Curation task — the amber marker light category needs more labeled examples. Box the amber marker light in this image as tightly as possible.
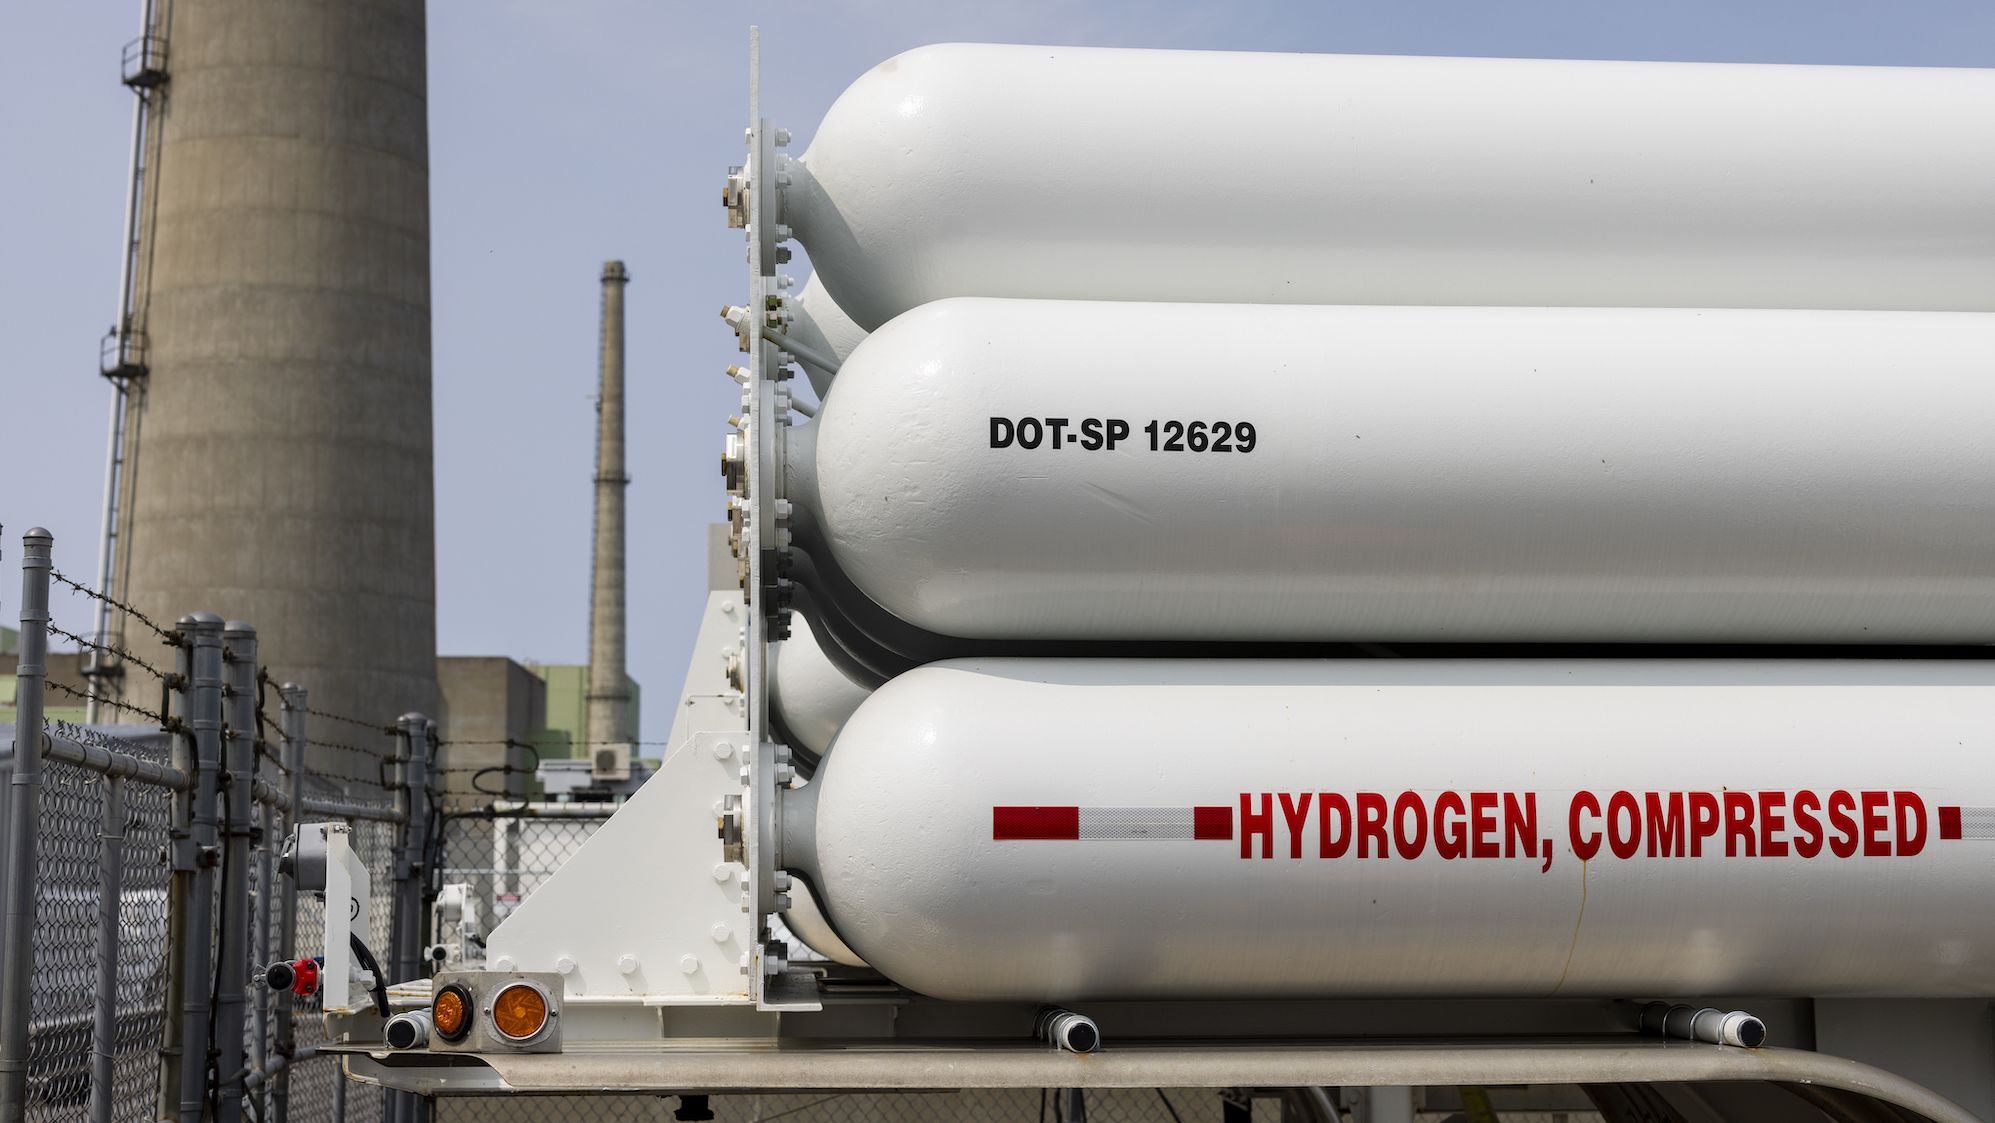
[432,984,471,1043]
[490,982,550,1042]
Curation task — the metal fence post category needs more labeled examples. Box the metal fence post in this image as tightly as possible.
[0,529,53,1123]
[391,712,432,985]
[253,709,275,1122]
[214,621,258,1123]
[387,712,430,1123]
[88,775,127,1123]
[175,611,226,1122]
[270,684,306,1123]
[159,614,196,1119]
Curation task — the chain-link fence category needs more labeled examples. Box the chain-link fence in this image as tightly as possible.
[1,529,429,1123]
[437,813,610,943]
[21,729,173,1123]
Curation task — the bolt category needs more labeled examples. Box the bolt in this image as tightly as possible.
[618,954,640,975]
[555,955,576,975]
[774,128,792,147]
[721,600,736,615]
[492,955,516,971]
[711,923,731,943]
[712,740,734,761]
[679,954,700,975]
[711,864,734,883]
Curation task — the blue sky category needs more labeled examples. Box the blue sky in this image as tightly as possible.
[6,1,1993,736]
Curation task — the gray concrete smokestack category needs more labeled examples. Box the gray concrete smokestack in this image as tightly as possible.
[121,0,437,762]
[585,262,633,757]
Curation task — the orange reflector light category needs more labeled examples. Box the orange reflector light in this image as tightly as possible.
[432,985,471,1042]
[491,983,549,1041]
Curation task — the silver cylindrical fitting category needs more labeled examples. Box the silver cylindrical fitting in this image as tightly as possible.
[1642,1002,1765,1048]
[385,1010,433,1050]
[1035,1007,1100,1054]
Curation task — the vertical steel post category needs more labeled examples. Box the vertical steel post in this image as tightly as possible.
[175,612,226,1122]
[88,775,127,1123]
[270,685,306,1123]
[213,622,258,1123]
[253,777,273,1116]
[159,617,195,1118]
[0,529,53,1123]
[388,712,429,1123]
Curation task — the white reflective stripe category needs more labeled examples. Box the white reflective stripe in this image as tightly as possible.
[1961,808,1995,839]
[1077,807,1193,840]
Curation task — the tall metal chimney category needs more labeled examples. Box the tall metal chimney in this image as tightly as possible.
[585,261,633,762]
[119,0,437,771]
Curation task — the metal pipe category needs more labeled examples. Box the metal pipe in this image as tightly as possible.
[1641,1001,1767,1048]
[237,1044,318,1093]
[88,775,127,1123]
[212,622,257,1123]
[385,1010,433,1050]
[253,776,291,810]
[1034,1007,1100,1054]
[270,685,306,1123]
[302,795,403,825]
[175,612,226,1123]
[0,529,53,1122]
[8,729,190,789]
[762,327,839,381]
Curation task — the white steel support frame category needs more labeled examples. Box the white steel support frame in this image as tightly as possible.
[465,35,806,1012]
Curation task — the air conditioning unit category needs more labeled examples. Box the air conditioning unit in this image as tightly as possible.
[591,742,631,782]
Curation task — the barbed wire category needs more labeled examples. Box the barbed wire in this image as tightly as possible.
[47,568,177,643]
[436,739,542,776]
[45,620,167,681]
[42,678,170,726]
[304,705,395,735]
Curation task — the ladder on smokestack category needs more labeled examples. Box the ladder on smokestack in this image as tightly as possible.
[84,5,169,720]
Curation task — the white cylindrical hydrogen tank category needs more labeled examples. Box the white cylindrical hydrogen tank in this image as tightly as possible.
[801,659,1995,1001]
[794,299,1995,644]
[787,45,1995,329]
[770,613,874,759]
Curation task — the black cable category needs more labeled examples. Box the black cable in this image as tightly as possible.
[1155,1090,1186,1123]
[347,932,391,1017]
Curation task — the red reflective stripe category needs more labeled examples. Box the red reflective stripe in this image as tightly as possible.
[1193,805,1233,841]
[1940,806,1963,841]
[994,806,1079,840]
